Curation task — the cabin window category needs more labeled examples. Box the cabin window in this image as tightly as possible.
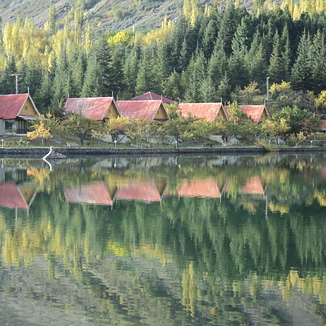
[5,120,14,131]
[25,106,28,111]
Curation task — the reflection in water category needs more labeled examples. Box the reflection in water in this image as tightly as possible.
[0,154,325,325]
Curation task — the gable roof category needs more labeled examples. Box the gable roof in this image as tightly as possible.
[130,91,177,104]
[117,100,168,120]
[177,178,221,198]
[224,105,268,123]
[116,180,161,204]
[321,120,326,131]
[0,93,39,119]
[176,103,226,122]
[64,182,113,206]
[64,97,119,120]
[0,183,29,209]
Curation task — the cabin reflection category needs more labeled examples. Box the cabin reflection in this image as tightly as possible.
[64,181,115,206]
[0,182,37,211]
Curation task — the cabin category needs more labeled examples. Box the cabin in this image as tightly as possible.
[176,103,227,122]
[117,100,169,122]
[224,105,269,123]
[0,93,40,135]
[129,91,177,104]
[64,97,120,121]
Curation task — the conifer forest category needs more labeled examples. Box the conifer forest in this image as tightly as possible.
[0,0,325,115]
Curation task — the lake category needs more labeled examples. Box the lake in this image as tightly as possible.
[0,153,325,325]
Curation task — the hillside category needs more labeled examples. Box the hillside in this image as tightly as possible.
[0,0,216,34]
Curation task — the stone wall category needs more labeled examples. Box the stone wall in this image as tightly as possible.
[0,146,326,158]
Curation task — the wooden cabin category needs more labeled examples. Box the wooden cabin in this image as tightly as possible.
[176,103,227,122]
[64,97,120,121]
[129,91,177,104]
[0,93,40,135]
[117,100,169,122]
[225,105,269,123]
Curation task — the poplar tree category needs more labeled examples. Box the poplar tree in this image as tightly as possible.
[48,4,56,36]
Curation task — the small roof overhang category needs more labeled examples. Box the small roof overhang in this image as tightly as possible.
[17,115,37,121]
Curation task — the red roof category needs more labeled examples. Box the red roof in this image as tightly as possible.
[130,91,176,104]
[177,178,221,198]
[240,176,264,195]
[64,97,117,120]
[0,94,32,119]
[176,103,225,122]
[321,120,326,131]
[64,182,113,206]
[117,100,168,120]
[116,181,161,204]
[0,183,29,209]
[225,105,267,123]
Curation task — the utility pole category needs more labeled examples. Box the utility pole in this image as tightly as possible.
[266,76,270,109]
[10,73,20,94]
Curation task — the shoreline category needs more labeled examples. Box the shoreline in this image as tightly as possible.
[0,146,326,158]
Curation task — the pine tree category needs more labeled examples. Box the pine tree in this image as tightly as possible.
[311,30,326,93]
[70,50,86,97]
[135,45,158,95]
[291,31,313,91]
[164,70,183,100]
[200,76,215,102]
[268,31,284,84]
[95,39,114,96]
[51,51,69,113]
[0,55,18,94]
[81,50,99,97]
[110,45,126,98]
[123,42,141,96]
[247,32,267,86]
[217,73,231,102]
[207,39,228,90]
[184,53,205,102]
[280,24,292,81]
[34,70,53,114]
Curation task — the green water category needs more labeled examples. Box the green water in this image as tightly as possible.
[0,154,325,325]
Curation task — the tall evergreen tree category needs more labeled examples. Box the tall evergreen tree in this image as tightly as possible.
[247,32,267,86]
[207,40,228,91]
[81,50,100,97]
[268,31,284,84]
[0,55,18,94]
[311,29,326,93]
[123,41,141,96]
[135,45,159,95]
[184,53,205,102]
[291,31,313,91]
[164,70,183,101]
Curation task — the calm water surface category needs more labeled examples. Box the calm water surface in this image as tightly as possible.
[0,154,325,325]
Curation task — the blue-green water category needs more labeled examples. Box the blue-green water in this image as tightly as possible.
[0,154,325,325]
